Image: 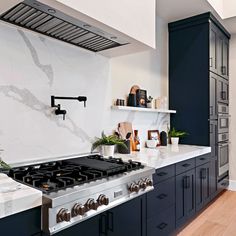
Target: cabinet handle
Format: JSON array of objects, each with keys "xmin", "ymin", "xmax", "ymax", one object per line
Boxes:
[
  {"xmin": 221, "ymin": 66, "xmax": 226, "ymax": 75},
  {"xmin": 221, "ymin": 91, "xmax": 227, "ymax": 100},
  {"xmin": 210, "ymin": 57, "xmax": 213, "ymax": 67},
  {"xmin": 107, "ymin": 211, "xmax": 114, "ymax": 232},
  {"xmin": 157, "ymin": 193, "xmax": 168, "ymax": 200},
  {"xmin": 183, "ymin": 176, "xmax": 190, "ymax": 189},
  {"xmin": 157, "ymin": 222, "xmax": 168, "ymax": 230},
  {"xmin": 157, "ymin": 172, "xmax": 167, "ymax": 177},
  {"xmin": 201, "ymin": 168, "xmax": 207, "ymax": 179},
  {"xmin": 99, "ymin": 214, "xmax": 107, "ymax": 235},
  {"xmin": 182, "ymin": 163, "xmax": 191, "ymax": 168},
  {"xmin": 199, "ymin": 157, "xmax": 206, "ymax": 161}
]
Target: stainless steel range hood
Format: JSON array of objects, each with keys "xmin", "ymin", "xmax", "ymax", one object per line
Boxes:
[{"xmin": 0, "ymin": 0, "xmax": 133, "ymax": 55}]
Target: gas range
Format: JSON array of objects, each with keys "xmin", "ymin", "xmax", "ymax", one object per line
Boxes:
[{"xmin": 8, "ymin": 154, "xmax": 155, "ymax": 235}]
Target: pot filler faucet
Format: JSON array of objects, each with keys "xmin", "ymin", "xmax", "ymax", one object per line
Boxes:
[{"xmin": 51, "ymin": 96, "xmax": 87, "ymax": 120}]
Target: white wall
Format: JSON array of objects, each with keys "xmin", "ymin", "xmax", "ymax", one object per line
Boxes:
[
  {"xmin": 0, "ymin": 16, "xmax": 169, "ymax": 165},
  {"xmin": 229, "ymin": 34, "xmax": 236, "ymax": 182},
  {"xmin": 55, "ymin": 0, "xmax": 156, "ymax": 48}
]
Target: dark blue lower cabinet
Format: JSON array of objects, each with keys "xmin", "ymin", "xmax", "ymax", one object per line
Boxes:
[
  {"xmin": 106, "ymin": 196, "xmax": 145, "ymax": 236},
  {"xmin": 52, "ymin": 214, "xmax": 100, "ymax": 236},
  {"xmin": 176, "ymin": 168, "xmax": 196, "ymax": 228},
  {"xmin": 53, "ymin": 195, "xmax": 145, "ymax": 236},
  {"xmin": 0, "ymin": 207, "xmax": 41, "ymax": 236},
  {"xmin": 147, "ymin": 206, "xmax": 175, "ymax": 236}
]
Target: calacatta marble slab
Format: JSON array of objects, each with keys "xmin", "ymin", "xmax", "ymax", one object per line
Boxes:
[
  {"xmin": 115, "ymin": 144, "xmax": 211, "ymax": 169},
  {"xmin": 0, "ymin": 173, "xmax": 42, "ymax": 219}
]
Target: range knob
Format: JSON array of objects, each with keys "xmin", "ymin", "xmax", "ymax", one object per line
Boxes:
[
  {"xmin": 144, "ymin": 178, "xmax": 153, "ymax": 187},
  {"xmin": 57, "ymin": 208, "xmax": 71, "ymax": 223},
  {"xmin": 85, "ymin": 198, "xmax": 99, "ymax": 211},
  {"xmin": 129, "ymin": 183, "xmax": 139, "ymax": 193},
  {"xmin": 138, "ymin": 180, "xmax": 147, "ymax": 190},
  {"xmin": 97, "ymin": 194, "xmax": 109, "ymax": 206},
  {"xmin": 72, "ymin": 204, "xmax": 87, "ymax": 217}
]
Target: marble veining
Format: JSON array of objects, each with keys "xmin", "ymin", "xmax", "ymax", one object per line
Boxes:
[{"xmin": 18, "ymin": 29, "xmax": 54, "ymax": 86}]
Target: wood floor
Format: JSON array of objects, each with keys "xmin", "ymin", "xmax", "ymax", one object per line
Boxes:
[{"xmin": 178, "ymin": 191, "xmax": 236, "ymax": 236}]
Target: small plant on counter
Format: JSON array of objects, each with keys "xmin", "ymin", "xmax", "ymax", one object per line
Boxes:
[
  {"xmin": 0, "ymin": 160, "xmax": 11, "ymax": 170},
  {"xmin": 169, "ymin": 127, "xmax": 188, "ymax": 145},
  {"xmin": 91, "ymin": 132, "xmax": 127, "ymax": 156}
]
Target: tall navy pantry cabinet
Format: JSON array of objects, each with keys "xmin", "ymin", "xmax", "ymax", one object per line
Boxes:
[{"xmin": 169, "ymin": 12, "xmax": 230, "ymax": 197}]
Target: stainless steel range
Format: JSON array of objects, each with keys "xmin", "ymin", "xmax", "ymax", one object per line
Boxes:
[{"xmin": 8, "ymin": 154, "xmax": 155, "ymax": 235}]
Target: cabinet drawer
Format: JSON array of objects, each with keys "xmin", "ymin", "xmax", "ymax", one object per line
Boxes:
[
  {"xmin": 147, "ymin": 177, "xmax": 175, "ymax": 219},
  {"xmin": 153, "ymin": 165, "xmax": 175, "ymax": 184},
  {"xmin": 147, "ymin": 206, "xmax": 175, "ymax": 236},
  {"xmin": 196, "ymin": 154, "xmax": 211, "ymax": 166},
  {"xmin": 176, "ymin": 158, "xmax": 195, "ymax": 175}
]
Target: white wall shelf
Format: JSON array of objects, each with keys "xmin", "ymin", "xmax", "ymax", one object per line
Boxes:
[{"xmin": 111, "ymin": 106, "xmax": 176, "ymax": 114}]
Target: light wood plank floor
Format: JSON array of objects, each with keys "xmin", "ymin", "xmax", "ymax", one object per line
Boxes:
[{"xmin": 178, "ymin": 191, "xmax": 236, "ymax": 236}]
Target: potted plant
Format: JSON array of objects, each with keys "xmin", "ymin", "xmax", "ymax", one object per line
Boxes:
[
  {"xmin": 0, "ymin": 159, "xmax": 11, "ymax": 170},
  {"xmin": 146, "ymin": 96, "xmax": 154, "ymax": 108},
  {"xmin": 91, "ymin": 132, "xmax": 127, "ymax": 157},
  {"xmin": 169, "ymin": 127, "xmax": 188, "ymax": 145}
]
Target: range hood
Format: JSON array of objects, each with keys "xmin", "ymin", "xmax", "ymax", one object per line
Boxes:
[{"xmin": 0, "ymin": 0, "xmax": 152, "ymax": 56}]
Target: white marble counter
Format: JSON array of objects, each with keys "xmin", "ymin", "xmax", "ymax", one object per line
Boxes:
[
  {"xmin": 0, "ymin": 173, "xmax": 42, "ymax": 219},
  {"xmin": 115, "ymin": 144, "xmax": 211, "ymax": 169}
]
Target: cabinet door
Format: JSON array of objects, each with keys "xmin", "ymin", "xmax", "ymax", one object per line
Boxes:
[
  {"xmin": 210, "ymin": 73, "xmax": 217, "ymax": 119},
  {"xmin": 217, "ymin": 77, "xmax": 229, "ymax": 104},
  {"xmin": 210, "ymin": 120, "xmax": 217, "ymax": 158},
  {"xmin": 209, "ymin": 23, "xmax": 218, "ymax": 73},
  {"xmin": 176, "ymin": 169, "xmax": 195, "ymax": 228},
  {"xmin": 196, "ymin": 163, "xmax": 211, "ymax": 212},
  {"xmin": 53, "ymin": 215, "xmax": 100, "ymax": 236},
  {"xmin": 210, "ymin": 156, "xmax": 218, "ymax": 199},
  {"xmin": 222, "ymin": 37, "xmax": 229, "ymax": 80},
  {"xmin": 107, "ymin": 196, "xmax": 144, "ymax": 236}
]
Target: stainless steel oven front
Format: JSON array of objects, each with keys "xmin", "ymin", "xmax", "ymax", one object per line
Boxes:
[
  {"xmin": 218, "ymin": 142, "xmax": 229, "ymax": 176},
  {"xmin": 218, "ymin": 114, "xmax": 229, "ymax": 133}
]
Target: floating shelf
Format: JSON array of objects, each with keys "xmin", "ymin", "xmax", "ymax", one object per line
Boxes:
[{"xmin": 111, "ymin": 106, "xmax": 176, "ymax": 114}]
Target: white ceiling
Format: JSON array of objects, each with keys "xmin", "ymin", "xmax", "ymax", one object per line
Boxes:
[{"xmin": 156, "ymin": 0, "xmax": 236, "ymax": 34}]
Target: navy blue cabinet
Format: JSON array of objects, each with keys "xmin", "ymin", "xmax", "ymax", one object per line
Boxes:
[
  {"xmin": 195, "ymin": 162, "xmax": 211, "ymax": 212},
  {"xmin": 0, "ymin": 207, "xmax": 41, "ymax": 236},
  {"xmin": 176, "ymin": 168, "xmax": 196, "ymax": 228}
]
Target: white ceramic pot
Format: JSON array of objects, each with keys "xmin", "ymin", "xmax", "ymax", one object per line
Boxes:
[
  {"xmin": 100, "ymin": 145, "xmax": 115, "ymax": 157},
  {"xmin": 171, "ymin": 137, "xmax": 179, "ymax": 145},
  {"xmin": 146, "ymin": 140, "xmax": 158, "ymax": 148}
]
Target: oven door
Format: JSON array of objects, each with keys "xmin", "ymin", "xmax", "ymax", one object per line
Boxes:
[
  {"xmin": 218, "ymin": 142, "xmax": 229, "ymax": 176},
  {"xmin": 218, "ymin": 115, "xmax": 229, "ymax": 133}
]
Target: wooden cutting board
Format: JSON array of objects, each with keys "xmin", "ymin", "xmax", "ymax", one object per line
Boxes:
[{"xmin": 118, "ymin": 122, "xmax": 133, "ymax": 140}]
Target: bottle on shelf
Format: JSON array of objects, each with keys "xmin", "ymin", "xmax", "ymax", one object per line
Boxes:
[{"xmin": 133, "ymin": 130, "xmax": 140, "ymax": 151}]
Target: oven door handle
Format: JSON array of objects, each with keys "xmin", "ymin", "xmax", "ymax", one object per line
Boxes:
[
  {"xmin": 218, "ymin": 142, "xmax": 229, "ymax": 147},
  {"xmin": 218, "ymin": 114, "xmax": 231, "ymax": 118}
]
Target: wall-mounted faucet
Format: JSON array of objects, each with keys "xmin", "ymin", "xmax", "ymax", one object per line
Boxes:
[{"xmin": 51, "ymin": 96, "xmax": 87, "ymax": 120}]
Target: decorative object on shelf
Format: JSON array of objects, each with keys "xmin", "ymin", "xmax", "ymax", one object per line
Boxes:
[
  {"xmin": 51, "ymin": 95, "xmax": 87, "ymax": 120},
  {"xmin": 136, "ymin": 89, "xmax": 147, "ymax": 108},
  {"xmin": 127, "ymin": 85, "xmax": 140, "ymax": 107},
  {"xmin": 116, "ymin": 99, "xmax": 125, "ymax": 106},
  {"xmin": 133, "ymin": 130, "xmax": 140, "ymax": 151},
  {"xmin": 160, "ymin": 131, "xmax": 167, "ymax": 146},
  {"xmin": 148, "ymin": 130, "xmax": 160, "ymax": 147},
  {"xmin": 91, "ymin": 132, "xmax": 127, "ymax": 157},
  {"xmin": 169, "ymin": 127, "xmax": 188, "ymax": 145},
  {"xmin": 146, "ymin": 96, "xmax": 154, "ymax": 108},
  {"xmin": 155, "ymin": 96, "xmax": 168, "ymax": 109}
]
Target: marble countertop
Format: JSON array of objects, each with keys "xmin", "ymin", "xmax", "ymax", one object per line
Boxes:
[
  {"xmin": 0, "ymin": 173, "xmax": 42, "ymax": 219},
  {"xmin": 115, "ymin": 144, "xmax": 211, "ymax": 169}
]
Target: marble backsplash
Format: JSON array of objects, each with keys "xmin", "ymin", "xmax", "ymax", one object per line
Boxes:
[{"xmin": 0, "ymin": 22, "xmax": 169, "ymax": 164}]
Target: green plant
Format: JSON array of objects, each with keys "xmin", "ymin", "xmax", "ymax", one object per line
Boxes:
[
  {"xmin": 0, "ymin": 160, "xmax": 11, "ymax": 170},
  {"xmin": 91, "ymin": 132, "xmax": 127, "ymax": 151},
  {"xmin": 169, "ymin": 127, "xmax": 188, "ymax": 138}
]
